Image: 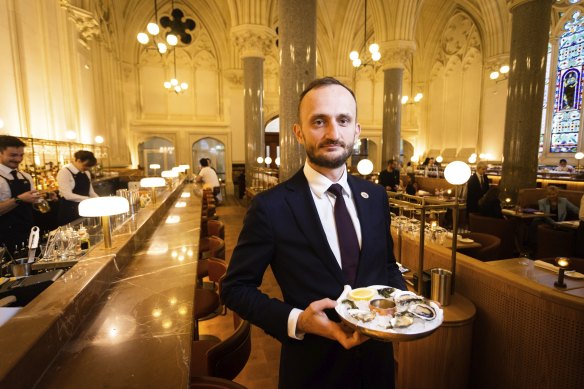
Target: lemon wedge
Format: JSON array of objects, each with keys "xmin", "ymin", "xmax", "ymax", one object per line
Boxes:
[{"xmin": 348, "ymin": 288, "xmax": 376, "ymax": 301}]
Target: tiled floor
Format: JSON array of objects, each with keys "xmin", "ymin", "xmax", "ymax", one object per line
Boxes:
[{"xmin": 198, "ymin": 195, "xmax": 281, "ymax": 389}]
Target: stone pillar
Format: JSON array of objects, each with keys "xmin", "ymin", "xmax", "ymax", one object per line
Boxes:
[
  {"xmin": 500, "ymin": 0, "xmax": 553, "ymax": 201},
  {"xmin": 278, "ymin": 0, "xmax": 317, "ymax": 181},
  {"xmin": 380, "ymin": 41, "xmax": 416, "ymax": 165},
  {"xmin": 231, "ymin": 25, "xmax": 276, "ymax": 189}
]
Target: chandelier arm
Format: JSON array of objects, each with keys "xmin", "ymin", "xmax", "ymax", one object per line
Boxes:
[{"xmin": 154, "ymin": 0, "xmax": 158, "ymax": 24}]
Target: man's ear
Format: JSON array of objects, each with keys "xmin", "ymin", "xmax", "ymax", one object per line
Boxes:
[{"xmin": 293, "ymin": 124, "xmax": 304, "ymax": 144}]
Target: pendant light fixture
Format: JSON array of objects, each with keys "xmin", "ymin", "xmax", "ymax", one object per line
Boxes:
[
  {"xmin": 349, "ymin": 0, "xmax": 381, "ymax": 69},
  {"xmin": 163, "ymin": 49, "xmax": 188, "ymax": 93}
]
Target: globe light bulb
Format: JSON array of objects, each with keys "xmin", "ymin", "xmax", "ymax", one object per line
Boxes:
[
  {"xmin": 357, "ymin": 159, "xmax": 374, "ymax": 175},
  {"xmin": 174, "ymin": 86, "xmax": 181, "ymax": 93},
  {"xmin": 414, "ymin": 93, "xmax": 424, "ymax": 102},
  {"xmin": 157, "ymin": 43, "xmax": 167, "ymax": 54},
  {"xmin": 369, "ymin": 43, "xmax": 379, "ymax": 54},
  {"xmin": 436, "ymin": 155, "xmax": 443, "ymax": 163},
  {"xmin": 265, "ymin": 157, "xmax": 273, "ymax": 165},
  {"xmin": 256, "ymin": 157, "xmax": 264, "ymax": 164},
  {"xmin": 490, "ymin": 71, "xmax": 499, "ymax": 80},
  {"xmin": 137, "ymin": 32, "xmax": 149, "ymax": 44},
  {"xmin": 444, "ymin": 161, "xmax": 472, "ymax": 185},
  {"xmin": 499, "ymin": 65, "xmax": 510, "ymax": 74},
  {"xmin": 166, "ymin": 34, "xmax": 178, "ymax": 46},
  {"xmin": 171, "ymin": 78, "xmax": 178, "ymax": 86},
  {"xmin": 371, "ymin": 51, "xmax": 381, "ymax": 61},
  {"xmin": 94, "ymin": 136, "xmax": 104, "ymax": 144},
  {"xmin": 147, "ymin": 23, "xmax": 159, "ymax": 36},
  {"xmin": 401, "ymin": 96, "xmax": 409, "ymax": 105},
  {"xmin": 164, "ymin": 81, "xmax": 171, "ymax": 89},
  {"xmin": 349, "ymin": 51, "xmax": 359, "ymax": 61},
  {"xmin": 180, "ymin": 82, "xmax": 188, "ymax": 90},
  {"xmin": 352, "ymin": 58, "xmax": 362, "ymax": 68},
  {"xmin": 275, "ymin": 157, "xmax": 280, "ymax": 166}
]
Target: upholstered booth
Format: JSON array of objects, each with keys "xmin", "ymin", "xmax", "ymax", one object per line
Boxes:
[
  {"xmin": 459, "ymin": 232, "xmax": 501, "ymax": 261},
  {"xmin": 468, "ymin": 213, "xmax": 519, "ymax": 259},
  {"xmin": 534, "ymin": 224, "xmax": 576, "ymax": 259}
]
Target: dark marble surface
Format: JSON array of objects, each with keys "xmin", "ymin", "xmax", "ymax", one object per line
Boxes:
[{"xmin": 0, "ymin": 183, "xmax": 201, "ymax": 388}]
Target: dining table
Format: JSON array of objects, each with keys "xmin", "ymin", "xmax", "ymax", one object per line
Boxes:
[{"xmin": 486, "ymin": 258, "xmax": 584, "ymax": 294}]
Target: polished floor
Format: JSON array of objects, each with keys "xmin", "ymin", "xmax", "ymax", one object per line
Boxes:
[{"xmin": 199, "ymin": 195, "xmax": 281, "ymax": 389}]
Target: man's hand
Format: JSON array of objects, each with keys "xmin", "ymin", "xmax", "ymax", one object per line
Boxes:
[
  {"xmin": 297, "ymin": 298, "xmax": 369, "ymax": 349},
  {"xmin": 17, "ymin": 190, "xmax": 39, "ymax": 204}
]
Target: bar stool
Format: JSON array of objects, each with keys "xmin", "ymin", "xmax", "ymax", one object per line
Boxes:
[{"xmin": 194, "ymin": 258, "xmax": 227, "ymax": 340}]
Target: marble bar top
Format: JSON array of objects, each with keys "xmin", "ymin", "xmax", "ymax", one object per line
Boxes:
[{"xmin": 0, "ymin": 182, "xmax": 200, "ymax": 388}]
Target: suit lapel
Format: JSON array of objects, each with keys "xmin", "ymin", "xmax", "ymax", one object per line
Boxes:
[{"xmin": 284, "ymin": 171, "xmax": 346, "ymax": 285}]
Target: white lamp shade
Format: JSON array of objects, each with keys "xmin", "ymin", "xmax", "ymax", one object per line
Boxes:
[
  {"xmin": 436, "ymin": 155, "xmax": 443, "ymax": 163},
  {"xmin": 161, "ymin": 170, "xmax": 179, "ymax": 178},
  {"xmin": 140, "ymin": 177, "xmax": 166, "ymax": 188},
  {"xmin": 79, "ymin": 196, "xmax": 129, "ymax": 217},
  {"xmin": 171, "ymin": 167, "xmax": 182, "ymax": 174},
  {"xmin": 444, "ymin": 161, "xmax": 472, "ymax": 185},
  {"xmin": 149, "ymin": 164, "xmax": 161, "ymax": 169},
  {"xmin": 179, "ymin": 164, "xmax": 190, "ymax": 170},
  {"xmin": 575, "ymin": 152, "xmax": 584, "ymax": 160},
  {"xmin": 357, "ymin": 159, "xmax": 374, "ymax": 175}
]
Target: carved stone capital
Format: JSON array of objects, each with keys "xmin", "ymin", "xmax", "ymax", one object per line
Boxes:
[
  {"xmin": 224, "ymin": 68, "xmax": 244, "ymax": 87},
  {"xmin": 230, "ymin": 24, "xmax": 276, "ymax": 59},
  {"xmin": 60, "ymin": 0, "xmax": 100, "ymax": 49},
  {"xmin": 379, "ymin": 40, "xmax": 416, "ymax": 70}
]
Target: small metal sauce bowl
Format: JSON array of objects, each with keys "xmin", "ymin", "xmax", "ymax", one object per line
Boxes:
[{"xmin": 369, "ymin": 298, "xmax": 396, "ymax": 316}]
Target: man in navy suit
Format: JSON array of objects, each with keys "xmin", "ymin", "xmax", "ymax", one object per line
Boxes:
[
  {"xmin": 222, "ymin": 77, "xmax": 406, "ymax": 388},
  {"xmin": 466, "ymin": 161, "xmax": 490, "ymax": 215}
]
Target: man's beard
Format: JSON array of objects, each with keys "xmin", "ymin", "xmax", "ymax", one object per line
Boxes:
[{"xmin": 305, "ymin": 139, "xmax": 354, "ymax": 169}]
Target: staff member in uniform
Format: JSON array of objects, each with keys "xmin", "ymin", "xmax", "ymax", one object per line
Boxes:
[
  {"xmin": 56, "ymin": 150, "xmax": 98, "ymax": 226},
  {"xmin": 0, "ymin": 135, "xmax": 39, "ymax": 255}
]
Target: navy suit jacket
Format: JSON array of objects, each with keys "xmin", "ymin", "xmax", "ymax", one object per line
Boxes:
[
  {"xmin": 466, "ymin": 173, "xmax": 490, "ymax": 214},
  {"xmin": 222, "ymin": 169, "xmax": 406, "ymax": 388}
]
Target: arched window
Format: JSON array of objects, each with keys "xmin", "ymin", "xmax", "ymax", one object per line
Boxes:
[{"xmin": 541, "ymin": 9, "xmax": 584, "ymax": 155}]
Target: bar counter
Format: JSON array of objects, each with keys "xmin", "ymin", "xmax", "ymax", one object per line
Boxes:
[{"xmin": 0, "ymin": 182, "xmax": 201, "ymax": 388}]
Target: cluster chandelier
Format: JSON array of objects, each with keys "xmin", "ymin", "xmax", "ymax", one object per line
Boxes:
[
  {"xmin": 164, "ymin": 50, "xmax": 188, "ymax": 93},
  {"xmin": 349, "ymin": 0, "xmax": 381, "ymax": 68},
  {"xmin": 136, "ymin": 0, "xmax": 196, "ymax": 55},
  {"xmin": 490, "ymin": 64, "xmax": 510, "ymax": 81},
  {"xmin": 402, "ymin": 61, "xmax": 423, "ymax": 105}
]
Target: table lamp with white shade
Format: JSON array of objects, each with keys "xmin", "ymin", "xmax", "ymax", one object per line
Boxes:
[
  {"xmin": 78, "ymin": 196, "xmax": 129, "ymax": 248},
  {"xmin": 443, "ymin": 161, "xmax": 472, "ymax": 295},
  {"xmin": 575, "ymin": 152, "xmax": 584, "ymax": 171},
  {"xmin": 140, "ymin": 177, "xmax": 166, "ymax": 204},
  {"xmin": 149, "ymin": 164, "xmax": 161, "ymax": 176},
  {"xmin": 356, "ymin": 158, "xmax": 374, "ymax": 176},
  {"xmin": 161, "ymin": 170, "xmax": 179, "ymax": 188}
]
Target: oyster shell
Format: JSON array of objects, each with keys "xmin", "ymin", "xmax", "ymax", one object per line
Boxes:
[
  {"xmin": 394, "ymin": 293, "xmax": 425, "ymax": 308},
  {"xmin": 392, "ymin": 312, "xmax": 414, "ymax": 328},
  {"xmin": 348, "ymin": 309, "xmax": 376, "ymax": 323},
  {"xmin": 408, "ymin": 303, "xmax": 436, "ymax": 321}
]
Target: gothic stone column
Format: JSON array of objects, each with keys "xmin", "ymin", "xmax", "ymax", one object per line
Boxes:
[{"xmin": 500, "ymin": 0, "xmax": 553, "ymax": 201}]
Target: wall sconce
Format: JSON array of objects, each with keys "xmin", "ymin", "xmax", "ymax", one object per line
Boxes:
[
  {"xmin": 140, "ymin": 177, "xmax": 166, "ymax": 204},
  {"xmin": 468, "ymin": 153, "xmax": 477, "ymax": 164},
  {"xmin": 490, "ymin": 64, "xmax": 510, "ymax": 82},
  {"xmin": 79, "ymin": 196, "xmax": 129, "ymax": 248},
  {"xmin": 275, "ymin": 157, "xmax": 281, "ymax": 167},
  {"xmin": 436, "ymin": 155, "xmax": 444, "ymax": 164},
  {"xmin": 575, "ymin": 152, "xmax": 584, "ymax": 170},
  {"xmin": 95, "ymin": 136, "xmax": 104, "ymax": 144},
  {"xmin": 444, "ymin": 161, "xmax": 472, "ymax": 294},
  {"xmin": 554, "ymin": 257, "xmax": 571, "ymax": 288}
]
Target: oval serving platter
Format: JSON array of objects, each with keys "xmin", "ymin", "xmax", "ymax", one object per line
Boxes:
[{"xmin": 335, "ymin": 285, "xmax": 444, "ymax": 342}]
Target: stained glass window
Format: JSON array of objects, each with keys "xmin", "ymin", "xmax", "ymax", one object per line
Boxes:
[
  {"xmin": 549, "ymin": 11, "xmax": 584, "ymax": 153},
  {"xmin": 540, "ymin": 43, "xmax": 552, "ymax": 154}
]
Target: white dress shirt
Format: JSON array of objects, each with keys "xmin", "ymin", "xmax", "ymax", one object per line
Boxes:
[
  {"xmin": 288, "ymin": 162, "xmax": 363, "ymax": 339},
  {"xmin": 197, "ymin": 166, "xmax": 220, "ymax": 189},
  {"xmin": 0, "ymin": 164, "xmax": 34, "ymax": 201},
  {"xmin": 56, "ymin": 163, "xmax": 98, "ymax": 202}
]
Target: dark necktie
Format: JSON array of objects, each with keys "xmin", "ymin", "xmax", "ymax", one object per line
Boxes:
[
  {"xmin": 10, "ymin": 170, "xmax": 18, "ymax": 180},
  {"xmin": 327, "ymin": 184, "xmax": 360, "ymax": 286}
]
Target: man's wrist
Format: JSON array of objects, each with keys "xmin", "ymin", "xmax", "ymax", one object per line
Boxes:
[{"xmin": 13, "ymin": 196, "xmax": 24, "ymax": 205}]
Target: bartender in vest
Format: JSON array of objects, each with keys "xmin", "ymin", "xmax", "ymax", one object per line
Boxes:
[
  {"xmin": 0, "ymin": 135, "xmax": 40, "ymax": 255},
  {"xmin": 56, "ymin": 150, "xmax": 99, "ymax": 226}
]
